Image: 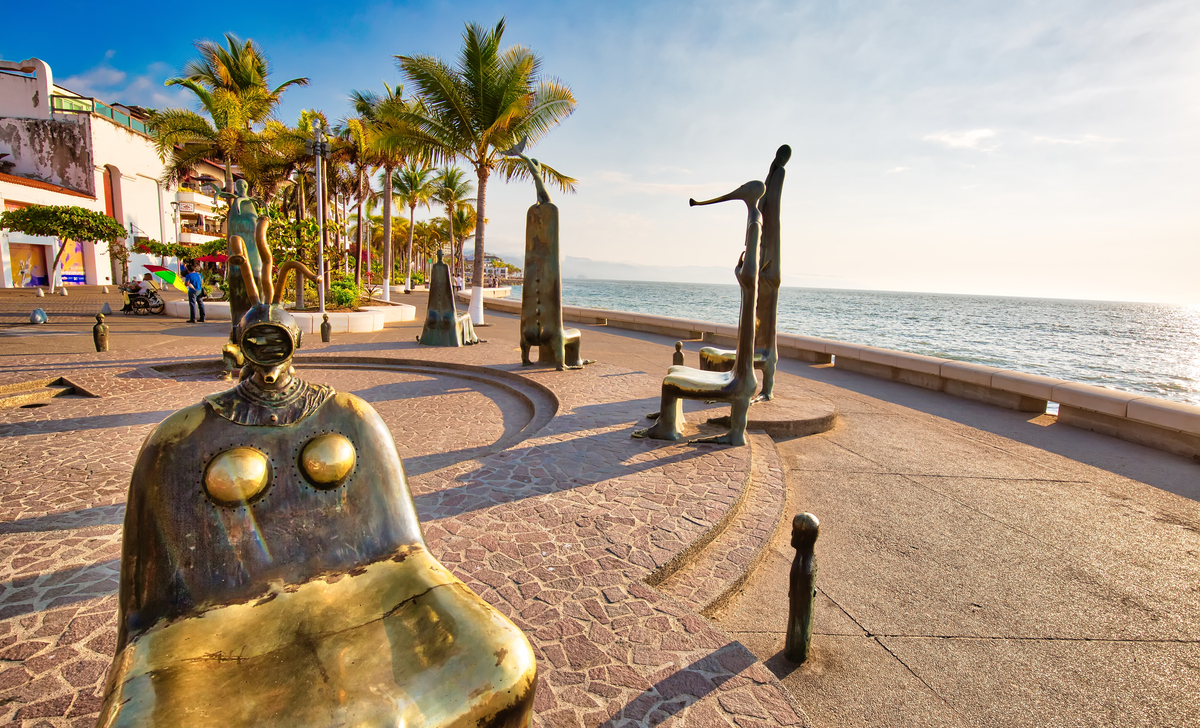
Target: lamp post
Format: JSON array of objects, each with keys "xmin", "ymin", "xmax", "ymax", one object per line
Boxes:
[
  {"xmin": 309, "ymin": 120, "xmax": 328, "ymax": 314},
  {"xmin": 169, "ymin": 200, "xmax": 180, "ymax": 246}
]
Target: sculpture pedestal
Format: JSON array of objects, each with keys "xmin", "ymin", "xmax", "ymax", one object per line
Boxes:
[{"xmin": 677, "ymin": 384, "xmax": 837, "ymax": 439}]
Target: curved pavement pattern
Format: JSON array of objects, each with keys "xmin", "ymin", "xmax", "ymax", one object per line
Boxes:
[{"xmin": 0, "ymin": 328, "xmax": 830, "ymax": 727}]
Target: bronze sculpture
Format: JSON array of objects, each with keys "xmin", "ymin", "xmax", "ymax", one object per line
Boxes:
[
  {"xmin": 785, "ymin": 512, "xmax": 819, "ymax": 663},
  {"xmin": 633, "ymin": 180, "xmax": 765, "ymax": 446},
  {"xmin": 420, "ymin": 250, "xmax": 481, "ymax": 347},
  {"xmin": 320, "ymin": 313, "xmax": 331, "ymax": 343},
  {"xmin": 502, "ymin": 139, "xmax": 588, "ymax": 370},
  {"xmin": 699, "ymin": 145, "xmax": 790, "ymax": 403},
  {"xmin": 92, "ymin": 313, "xmax": 108, "ymax": 352},
  {"xmin": 97, "ymin": 237, "xmax": 536, "ymax": 728},
  {"xmin": 220, "ymin": 181, "xmax": 268, "ymax": 379}
]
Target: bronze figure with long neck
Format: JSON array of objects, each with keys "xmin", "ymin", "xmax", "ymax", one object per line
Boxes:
[{"xmin": 632, "ymin": 179, "xmax": 765, "ymax": 446}]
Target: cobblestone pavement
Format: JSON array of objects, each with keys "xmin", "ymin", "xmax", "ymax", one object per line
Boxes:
[{"xmin": 0, "ymin": 316, "xmax": 812, "ymax": 727}]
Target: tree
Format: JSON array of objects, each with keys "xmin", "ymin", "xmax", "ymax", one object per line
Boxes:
[
  {"xmin": 0, "ymin": 205, "xmax": 127, "ymax": 292},
  {"xmin": 350, "ymin": 84, "xmax": 425, "ymax": 301},
  {"xmin": 151, "ymin": 34, "xmax": 309, "ymax": 194},
  {"xmin": 432, "ymin": 166, "xmax": 475, "ymax": 284},
  {"xmin": 388, "ymin": 18, "xmax": 577, "ymax": 323},
  {"xmin": 391, "ymin": 162, "xmax": 437, "ymax": 291}
]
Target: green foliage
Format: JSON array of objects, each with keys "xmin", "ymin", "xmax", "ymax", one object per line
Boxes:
[
  {"xmin": 134, "ymin": 237, "xmax": 225, "ymax": 260},
  {"xmin": 329, "ymin": 272, "xmax": 362, "ymax": 308},
  {"xmin": 0, "ymin": 205, "xmax": 127, "ymax": 242}
]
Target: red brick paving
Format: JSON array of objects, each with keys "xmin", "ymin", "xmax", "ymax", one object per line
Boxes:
[{"xmin": 0, "ymin": 324, "xmax": 811, "ymax": 727}]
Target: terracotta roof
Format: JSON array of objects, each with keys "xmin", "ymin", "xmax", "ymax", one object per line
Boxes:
[{"xmin": 0, "ymin": 172, "xmax": 95, "ymax": 200}]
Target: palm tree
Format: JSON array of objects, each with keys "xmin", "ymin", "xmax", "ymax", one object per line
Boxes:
[
  {"xmin": 432, "ymin": 166, "xmax": 474, "ymax": 284},
  {"xmin": 390, "ymin": 162, "xmax": 436, "ymax": 292},
  {"xmin": 350, "ymin": 84, "xmax": 424, "ymax": 301},
  {"xmin": 152, "ymin": 34, "xmax": 309, "ymax": 193},
  {"xmin": 336, "ymin": 114, "xmax": 373, "ymax": 285},
  {"xmin": 387, "ymin": 18, "xmax": 577, "ymax": 323},
  {"xmin": 449, "ymin": 204, "xmax": 477, "ymax": 285}
]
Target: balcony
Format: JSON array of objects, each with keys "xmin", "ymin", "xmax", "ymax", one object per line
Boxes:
[
  {"xmin": 175, "ymin": 190, "xmax": 218, "ymax": 211},
  {"xmin": 50, "ymin": 95, "xmax": 150, "ymax": 136}
]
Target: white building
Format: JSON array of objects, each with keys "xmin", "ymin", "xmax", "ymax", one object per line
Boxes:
[{"xmin": 0, "ymin": 57, "xmax": 228, "ymax": 288}]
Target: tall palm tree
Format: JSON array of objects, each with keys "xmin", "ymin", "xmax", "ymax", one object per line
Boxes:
[
  {"xmin": 336, "ymin": 114, "xmax": 372, "ymax": 285},
  {"xmin": 387, "ymin": 18, "xmax": 577, "ymax": 323},
  {"xmin": 152, "ymin": 33, "xmax": 309, "ymax": 193},
  {"xmin": 350, "ymin": 84, "xmax": 423, "ymax": 300},
  {"xmin": 449, "ymin": 204, "xmax": 477, "ymax": 284},
  {"xmin": 391, "ymin": 162, "xmax": 437, "ymax": 292},
  {"xmin": 432, "ymin": 166, "xmax": 475, "ymax": 284}
]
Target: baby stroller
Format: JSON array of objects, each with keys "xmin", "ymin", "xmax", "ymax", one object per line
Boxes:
[{"xmin": 121, "ymin": 284, "xmax": 166, "ymax": 315}]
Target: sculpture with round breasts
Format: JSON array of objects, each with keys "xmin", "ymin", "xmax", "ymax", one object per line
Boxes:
[{"xmin": 98, "ymin": 233, "xmax": 537, "ymax": 728}]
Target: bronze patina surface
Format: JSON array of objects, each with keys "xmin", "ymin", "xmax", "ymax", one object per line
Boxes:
[
  {"xmin": 420, "ymin": 250, "xmax": 481, "ymax": 347},
  {"xmin": 699, "ymin": 145, "xmax": 790, "ymax": 403},
  {"xmin": 633, "ymin": 179, "xmax": 765, "ymax": 446},
  {"xmin": 502, "ymin": 143, "xmax": 587, "ymax": 370},
  {"xmin": 97, "ymin": 236, "xmax": 536, "ymax": 728},
  {"xmin": 92, "ymin": 313, "xmax": 109, "ymax": 352},
  {"xmin": 785, "ymin": 512, "xmax": 819, "ymax": 663}
]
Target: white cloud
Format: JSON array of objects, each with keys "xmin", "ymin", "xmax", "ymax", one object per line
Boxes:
[
  {"xmin": 1033, "ymin": 134, "xmax": 1120, "ymax": 145},
  {"xmin": 58, "ymin": 59, "xmax": 190, "ymax": 110},
  {"xmin": 886, "ymin": 167, "xmax": 909, "ymax": 173},
  {"xmin": 923, "ymin": 129, "xmax": 998, "ymax": 150}
]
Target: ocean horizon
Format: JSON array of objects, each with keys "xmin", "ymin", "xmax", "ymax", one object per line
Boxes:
[{"xmin": 507, "ymin": 279, "xmax": 1200, "ymax": 407}]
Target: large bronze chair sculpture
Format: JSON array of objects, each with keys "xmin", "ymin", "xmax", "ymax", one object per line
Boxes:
[
  {"xmin": 503, "ymin": 140, "xmax": 588, "ymax": 370},
  {"xmin": 97, "ymin": 238, "xmax": 537, "ymax": 727},
  {"xmin": 420, "ymin": 249, "xmax": 481, "ymax": 346},
  {"xmin": 632, "ymin": 179, "xmax": 766, "ymax": 446},
  {"xmin": 698, "ymin": 145, "xmax": 790, "ymax": 403}
]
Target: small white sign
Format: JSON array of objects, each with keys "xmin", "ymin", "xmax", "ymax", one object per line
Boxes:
[{"xmin": 178, "ymin": 202, "xmax": 195, "ymax": 213}]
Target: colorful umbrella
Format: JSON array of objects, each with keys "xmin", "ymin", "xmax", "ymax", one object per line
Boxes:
[{"xmin": 143, "ymin": 265, "xmax": 187, "ymax": 292}]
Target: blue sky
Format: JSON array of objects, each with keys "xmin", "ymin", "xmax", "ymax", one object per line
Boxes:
[{"xmin": 5, "ymin": 0, "xmax": 1198, "ymax": 303}]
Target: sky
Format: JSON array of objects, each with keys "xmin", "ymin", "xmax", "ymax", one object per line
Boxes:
[{"xmin": 4, "ymin": 0, "xmax": 1198, "ymax": 303}]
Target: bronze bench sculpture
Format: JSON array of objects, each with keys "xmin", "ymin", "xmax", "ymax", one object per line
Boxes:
[
  {"xmin": 503, "ymin": 140, "xmax": 589, "ymax": 370},
  {"xmin": 632, "ymin": 178, "xmax": 766, "ymax": 446},
  {"xmin": 698, "ymin": 145, "xmax": 790, "ymax": 403},
  {"xmin": 97, "ymin": 237, "xmax": 537, "ymax": 727},
  {"xmin": 420, "ymin": 249, "xmax": 481, "ymax": 346}
]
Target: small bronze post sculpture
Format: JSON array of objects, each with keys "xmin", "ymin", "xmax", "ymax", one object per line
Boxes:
[
  {"xmin": 320, "ymin": 313, "xmax": 331, "ymax": 342},
  {"xmin": 673, "ymin": 341, "xmax": 685, "ymax": 366},
  {"xmin": 632, "ymin": 180, "xmax": 765, "ymax": 446},
  {"xmin": 97, "ymin": 241, "xmax": 537, "ymax": 727},
  {"xmin": 785, "ymin": 512, "xmax": 819, "ymax": 663},
  {"xmin": 92, "ymin": 313, "xmax": 109, "ymax": 352},
  {"xmin": 419, "ymin": 250, "xmax": 481, "ymax": 346},
  {"xmin": 699, "ymin": 145, "xmax": 790, "ymax": 403},
  {"xmin": 502, "ymin": 139, "xmax": 588, "ymax": 370}
]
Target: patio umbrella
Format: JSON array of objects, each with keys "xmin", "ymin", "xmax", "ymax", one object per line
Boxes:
[
  {"xmin": 144, "ymin": 265, "xmax": 187, "ymax": 292},
  {"xmin": 194, "ymin": 254, "xmax": 228, "ymax": 263}
]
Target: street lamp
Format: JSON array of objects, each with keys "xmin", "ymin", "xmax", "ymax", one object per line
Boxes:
[
  {"xmin": 169, "ymin": 200, "xmax": 180, "ymax": 246},
  {"xmin": 307, "ymin": 120, "xmax": 330, "ymax": 314}
]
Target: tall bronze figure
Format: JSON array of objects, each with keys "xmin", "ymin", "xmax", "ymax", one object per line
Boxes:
[
  {"xmin": 420, "ymin": 250, "xmax": 481, "ymax": 346},
  {"xmin": 97, "ymin": 240, "xmax": 536, "ymax": 728},
  {"xmin": 221, "ymin": 181, "xmax": 267, "ymax": 379},
  {"xmin": 699, "ymin": 145, "xmax": 790, "ymax": 402},
  {"xmin": 633, "ymin": 180, "xmax": 765, "ymax": 446},
  {"xmin": 502, "ymin": 140, "xmax": 587, "ymax": 370}
]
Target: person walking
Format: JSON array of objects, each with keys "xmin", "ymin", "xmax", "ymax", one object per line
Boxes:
[{"xmin": 184, "ymin": 263, "xmax": 206, "ymax": 323}]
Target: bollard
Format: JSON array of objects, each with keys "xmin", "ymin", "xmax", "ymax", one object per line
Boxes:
[
  {"xmin": 35, "ymin": 288, "xmax": 44, "ymax": 297},
  {"xmin": 101, "ymin": 285, "xmax": 109, "ymax": 293},
  {"xmin": 29, "ymin": 308, "xmax": 48, "ymax": 324},
  {"xmin": 100, "ymin": 302, "xmax": 113, "ymax": 315},
  {"xmin": 320, "ymin": 313, "xmax": 332, "ymax": 342},
  {"xmin": 785, "ymin": 512, "xmax": 819, "ymax": 663},
  {"xmin": 93, "ymin": 313, "xmax": 109, "ymax": 352},
  {"xmin": 59, "ymin": 287, "xmax": 68, "ymax": 296},
  {"xmin": 673, "ymin": 341, "xmax": 685, "ymax": 366}
]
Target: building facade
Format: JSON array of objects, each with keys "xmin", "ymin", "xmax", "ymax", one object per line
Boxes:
[{"xmin": 0, "ymin": 57, "xmax": 228, "ymax": 288}]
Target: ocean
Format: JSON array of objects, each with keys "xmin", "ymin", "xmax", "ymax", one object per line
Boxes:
[{"xmin": 508, "ymin": 280, "xmax": 1200, "ymax": 407}]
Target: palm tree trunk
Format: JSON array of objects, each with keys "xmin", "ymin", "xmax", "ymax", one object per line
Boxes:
[
  {"xmin": 468, "ymin": 168, "xmax": 487, "ymax": 324},
  {"xmin": 354, "ymin": 169, "xmax": 364, "ymax": 287},
  {"xmin": 381, "ymin": 165, "xmax": 393, "ymax": 301},
  {"xmin": 446, "ymin": 200, "xmax": 456, "ymax": 293},
  {"xmin": 404, "ymin": 203, "xmax": 416, "ymax": 292},
  {"xmin": 47, "ymin": 238, "xmax": 69, "ymax": 294}
]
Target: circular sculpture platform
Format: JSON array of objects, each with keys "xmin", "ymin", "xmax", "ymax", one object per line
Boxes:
[{"xmin": 674, "ymin": 385, "xmax": 837, "ymax": 438}]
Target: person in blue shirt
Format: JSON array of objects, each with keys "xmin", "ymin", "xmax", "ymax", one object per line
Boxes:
[{"xmin": 184, "ymin": 263, "xmax": 206, "ymax": 323}]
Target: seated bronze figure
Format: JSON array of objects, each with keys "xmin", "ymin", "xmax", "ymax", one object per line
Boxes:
[
  {"xmin": 698, "ymin": 145, "xmax": 790, "ymax": 403},
  {"xmin": 97, "ymin": 238, "xmax": 536, "ymax": 727},
  {"xmin": 420, "ymin": 249, "xmax": 481, "ymax": 346},
  {"xmin": 503, "ymin": 139, "xmax": 588, "ymax": 370},
  {"xmin": 632, "ymin": 179, "xmax": 766, "ymax": 446}
]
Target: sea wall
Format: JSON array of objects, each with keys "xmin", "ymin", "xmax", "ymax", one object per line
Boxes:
[{"xmin": 463, "ymin": 293, "xmax": 1200, "ymax": 461}]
